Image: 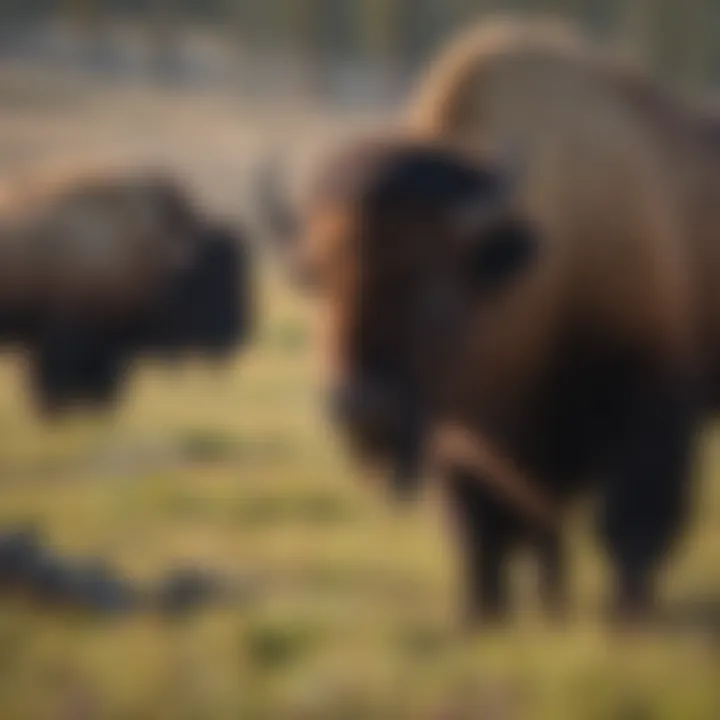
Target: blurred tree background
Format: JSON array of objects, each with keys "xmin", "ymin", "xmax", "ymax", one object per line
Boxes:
[{"xmin": 0, "ymin": 0, "xmax": 718, "ymax": 103}]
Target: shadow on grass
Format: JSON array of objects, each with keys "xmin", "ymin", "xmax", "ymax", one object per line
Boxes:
[
  {"xmin": 178, "ymin": 430, "xmax": 295, "ymax": 465},
  {"xmin": 0, "ymin": 431, "xmax": 298, "ymax": 487},
  {"xmin": 157, "ymin": 489, "xmax": 360, "ymax": 529},
  {"xmin": 656, "ymin": 595, "xmax": 720, "ymax": 647},
  {"xmin": 243, "ymin": 618, "xmax": 323, "ymax": 672}
]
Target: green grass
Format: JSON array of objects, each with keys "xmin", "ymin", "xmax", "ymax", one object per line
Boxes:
[
  {"xmin": 0, "ymin": 71, "xmax": 715, "ymax": 718},
  {"xmin": 0, "ymin": 267, "xmax": 717, "ymax": 719}
]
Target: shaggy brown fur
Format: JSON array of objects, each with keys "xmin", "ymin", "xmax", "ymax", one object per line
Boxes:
[
  {"xmin": 0, "ymin": 164, "xmax": 199, "ymax": 320},
  {"xmin": 408, "ymin": 16, "xmax": 702, "ymax": 367}
]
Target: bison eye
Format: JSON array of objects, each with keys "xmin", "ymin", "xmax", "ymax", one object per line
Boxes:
[{"xmin": 463, "ymin": 219, "xmax": 537, "ymax": 295}]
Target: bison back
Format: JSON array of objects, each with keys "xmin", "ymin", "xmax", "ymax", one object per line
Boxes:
[{"xmin": 0, "ymin": 168, "xmax": 193, "ymax": 321}]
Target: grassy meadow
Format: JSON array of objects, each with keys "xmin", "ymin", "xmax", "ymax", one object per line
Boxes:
[{"xmin": 0, "ymin": 65, "xmax": 717, "ymax": 719}]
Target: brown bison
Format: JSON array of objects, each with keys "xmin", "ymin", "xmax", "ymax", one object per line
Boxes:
[
  {"xmin": 0, "ymin": 164, "xmax": 251, "ymax": 415},
  {"xmin": 259, "ymin": 17, "xmax": 720, "ymax": 626}
]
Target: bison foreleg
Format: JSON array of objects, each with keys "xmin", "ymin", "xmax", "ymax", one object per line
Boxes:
[
  {"xmin": 29, "ymin": 321, "xmax": 84, "ymax": 416},
  {"xmin": 446, "ymin": 469, "xmax": 517, "ymax": 627},
  {"xmin": 29, "ymin": 321, "xmax": 130, "ymax": 416}
]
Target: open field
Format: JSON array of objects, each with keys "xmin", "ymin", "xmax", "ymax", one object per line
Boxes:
[{"xmin": 0, "ymin": 66, "xmax": 718, "ymax": 719}]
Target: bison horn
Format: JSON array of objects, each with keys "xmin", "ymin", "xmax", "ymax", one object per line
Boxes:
[
  {"xmin": 253, "ymin": 157, "xmax": 320, "ymax": 290},
  {"xmin": 254, "ymin": 157, "xmax": 300, "ymax": 251}
]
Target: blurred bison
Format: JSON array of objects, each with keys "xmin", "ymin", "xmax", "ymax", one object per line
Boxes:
[
  {"xmin": 259, "ymin": 17, "xmax": 720, "ymax": 626},
  {"xmin": 0, "ymin": 165, "xmax": 251, "ymax": 415}
]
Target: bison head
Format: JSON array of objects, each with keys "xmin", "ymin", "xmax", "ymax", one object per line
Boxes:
[
  {"xmin": 137, "ymin": 224, "xmax": 251, "ymax": 360},
  {"xmin": 122, "ymin": 175, "xmax": 249, "ymax": 357},
  {"xmin": 259, "ymin": 139, "xmax": 537, "ymax": 500},
  {"xmin": 173, "ymin": 224, "xmax": 251, "ymax": 357}
]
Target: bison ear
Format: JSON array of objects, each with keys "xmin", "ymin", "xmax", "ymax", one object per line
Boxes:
[{"xmin": 463, "ymin": 217, "xmax": 537, "ymax": 294}]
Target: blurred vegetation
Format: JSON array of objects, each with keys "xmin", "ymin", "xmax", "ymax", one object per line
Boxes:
[{"xmin": 1, "ymin": 0, "xmax": 720, "ymax": 101}]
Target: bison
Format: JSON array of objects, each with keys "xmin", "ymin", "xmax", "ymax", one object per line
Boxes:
[
  {"xmin": 258, "ymin": 17, "xmax": 720, "ymax": 627},
  {"xmin": 0, "ymin": 164, "xmax": 251, "ymax": 415}
]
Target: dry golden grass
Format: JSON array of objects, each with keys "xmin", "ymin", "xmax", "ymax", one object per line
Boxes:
[{"xmin": 0, "ymin": 66, "xmax": 717, "ymax": 719}]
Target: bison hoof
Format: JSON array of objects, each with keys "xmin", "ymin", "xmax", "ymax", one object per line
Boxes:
[
  {"xmin": 459, "ymin": 603, "xmax": 511, "ymax": 633},
  {"xmin": 606, "ymin": 596, "xmax": 657, "ymax": 632}
]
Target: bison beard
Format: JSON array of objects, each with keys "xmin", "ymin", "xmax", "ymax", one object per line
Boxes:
[{"xmin": 329, "ymin": 375, "xmax": 428, "ymax": 502}]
